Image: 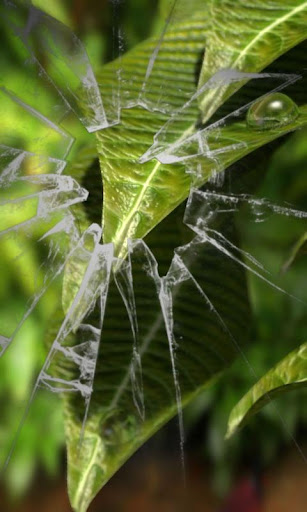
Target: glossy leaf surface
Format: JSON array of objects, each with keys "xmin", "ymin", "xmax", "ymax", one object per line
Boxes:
[
  {"xmin": 198, "ymin": 0, "xmax": 307, "ymax": 121},
  {"xmin": 226, "ymin": 342, "xmax": 307, "ymax": 438},
  {"xmin": 60, "ymin": 3, "xmax": 307, "ymax": 510}
]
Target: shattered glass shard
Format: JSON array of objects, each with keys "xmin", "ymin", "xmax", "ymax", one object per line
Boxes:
[
  {"xmin": 0, "ymin": 0, "xmax": 111, "ymax": 132},
  {"xmin": 0, "ymin": 88, "xmax": 74, "ymax": 159},
  {"xmin": 1, "ymin": 0, "xmax": 306, "ymax": 497},
  {"xmin": 114, "ymin": 247, "xmax": 145, "ymax": 420},
  {"xmin": 0, "ymin": 146, "xmax": 66, "ymax": 188},
  {"xmin": 184, "ymin": 188, "xmax": 307, "ymax": 302},
  {"xmin": 139, "ymin": 72, "xmax": 299, "ymax": 165},
  {"xmin": 0, "ymin": 213, "xmax": 78, "ymax": 357},
  {"xmin": 0, "ymin": 147, "xmax": 88, "ymax": 235}
]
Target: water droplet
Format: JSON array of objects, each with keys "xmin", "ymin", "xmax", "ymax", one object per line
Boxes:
[{"xmin": 247, "ymin": 93, "xmax": 299, "ymax": 131}]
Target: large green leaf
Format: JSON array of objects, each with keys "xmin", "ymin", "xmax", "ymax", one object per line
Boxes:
[
  {"xmin": 226, "ymin": 342, "xmax": 307, "ymax": 438},
  {"xmin": 59, "ymin": 4, "xmax": 307, "ymax": 511},
  {"xmin": 198, "ymin": 0, "xmax": 307, "ymax": 122},
  {"xmin": 62, "ymin": 136, "xmax": 298, "ymax": 512},
  {"xmin": 96, "ymin": 6, "xmax": 307, "ymax": 259},
  {"xmin": 64, "ymin": 195, "xmax": 252, "ymax": 512}
]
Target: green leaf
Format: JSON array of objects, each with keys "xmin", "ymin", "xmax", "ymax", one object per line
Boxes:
[
  {"xmin": 159, "ymin": 0, "xmax": 207, "ymax": 22},
  {"xmin": 226, "ymin": 342, "xmax": 307, "ymax": 438},
  {"xmin": 64, "ymin": 201, "xmax": 252, "ymax": 512},
  {"xmin": 62, "ymin": 145, "xmax": 102, "ymax": 318},
  {"xmin": 96, "ymin": 9, "xmax": 307, "ymax": 259},
  {"xmin": 198, "ymin": 0, "xmax": 307, "ymax": 121},
  {"xmin": 61, "ymin": 5, "xmax": 307, "ymax": 511},
  {"xmin": 63, "ymin": 139, "xmax": 291, "ymax": 511}
]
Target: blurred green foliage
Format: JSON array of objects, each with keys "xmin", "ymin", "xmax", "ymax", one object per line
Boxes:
[{"xmin": 184, "ymin": 125, "xmax": 307, "ymax": 493}]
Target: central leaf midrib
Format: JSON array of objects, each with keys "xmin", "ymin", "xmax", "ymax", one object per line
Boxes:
[
  {"xmin": 112, "ymin": 159, "xmax": 162, "ymax": 254},
  {"xmin": 199, "ymin": 0, "xmax": 307, "ymax": 120},
  {"xmin": 233, "ymin": 1, "xmax": 307, "ymax": 68},
  {"xmin": 72, "ymin": 434, "xmax": 101, "ymax": 511}
]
